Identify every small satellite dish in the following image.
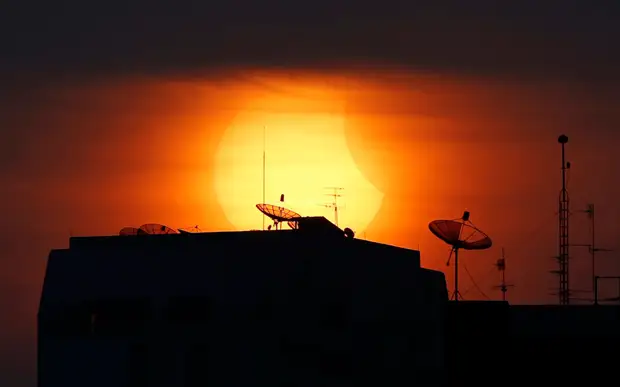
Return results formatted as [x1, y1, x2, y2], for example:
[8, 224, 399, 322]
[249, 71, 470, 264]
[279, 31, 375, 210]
[178, 225, 202, 234]
[138, 223, 180, 235]
[119, 227, 144, 236]
[344, 227, 355, 238]
[256, 203, 301, 230]
[428, 210, 492, 301]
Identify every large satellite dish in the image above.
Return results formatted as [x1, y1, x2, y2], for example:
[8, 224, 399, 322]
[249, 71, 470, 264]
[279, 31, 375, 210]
[119, 227, 145, 236]
[429, 210, 492, 301]
[256, 203, 301, 230]
[138, 223, 180, 235]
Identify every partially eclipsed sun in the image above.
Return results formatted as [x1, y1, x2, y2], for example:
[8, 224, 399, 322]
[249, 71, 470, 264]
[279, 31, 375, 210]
[214, 90, 383, 234]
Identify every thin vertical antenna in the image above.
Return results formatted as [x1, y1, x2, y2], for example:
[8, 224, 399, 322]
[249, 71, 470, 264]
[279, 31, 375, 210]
[494, 248, 513, 302]
[334, 190, 338, 227]
[501, 249, 506, 301]
[590, 204, 594, 295]
[588, 205, 597, 300]
[262, 126, 266, 231]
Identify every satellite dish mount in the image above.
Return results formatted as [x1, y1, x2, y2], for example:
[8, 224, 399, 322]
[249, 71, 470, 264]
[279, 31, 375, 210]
[429, 210, 492, 301]
[256, 200, 302, 230]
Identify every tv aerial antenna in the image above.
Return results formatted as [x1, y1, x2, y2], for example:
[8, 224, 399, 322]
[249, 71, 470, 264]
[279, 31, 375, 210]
[322, 187, 344, 227]
[256, 194, 302, 230]
[493, 248, 514, 302]
[571, 203, 613, 302]
[429, 210, 493, 302]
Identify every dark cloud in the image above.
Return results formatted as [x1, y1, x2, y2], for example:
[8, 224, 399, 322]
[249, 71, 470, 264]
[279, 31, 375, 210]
[1, 1, 619, 81]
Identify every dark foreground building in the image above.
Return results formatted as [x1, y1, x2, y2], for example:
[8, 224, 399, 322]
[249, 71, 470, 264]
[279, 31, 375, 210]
[38, 216, 620, 386]
[38, 217, 448, 387]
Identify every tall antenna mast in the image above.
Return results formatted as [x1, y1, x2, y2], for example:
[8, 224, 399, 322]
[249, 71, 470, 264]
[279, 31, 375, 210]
[323, 187, 344, 227]
[556, 134, 571, 305]
[262, 126, 266, 231]
[494, 248, 514, 302]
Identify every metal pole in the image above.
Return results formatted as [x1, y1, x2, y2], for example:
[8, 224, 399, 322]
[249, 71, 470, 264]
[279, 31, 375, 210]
[501, 262, 506, 302]
[591, 204, 596, 299]
[562, 142, 567, 304]
[262, 126, 266, 231]
[594, 275, 599, 305]
[454, 248, 459, 302]
[558, 135, 570, 305]
[334, 188, 339, 227]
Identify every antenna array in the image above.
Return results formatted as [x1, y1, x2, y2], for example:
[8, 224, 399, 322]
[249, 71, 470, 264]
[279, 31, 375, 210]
[554, 135, 571, 305]
[322, 187, 344, 227]
[571, 204, 613, 303]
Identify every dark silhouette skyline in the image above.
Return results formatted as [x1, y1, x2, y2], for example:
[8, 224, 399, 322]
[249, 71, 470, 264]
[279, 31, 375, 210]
[2, 1, 620, 386]
[39, 221, 620, 386]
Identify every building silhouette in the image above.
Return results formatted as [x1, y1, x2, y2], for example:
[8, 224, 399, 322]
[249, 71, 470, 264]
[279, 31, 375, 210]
[38, 216, 620, 386]
[38, 217, 447, 386]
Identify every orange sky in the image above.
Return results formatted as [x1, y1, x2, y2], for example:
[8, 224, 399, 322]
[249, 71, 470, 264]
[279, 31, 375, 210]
[2, 68, 620, 382]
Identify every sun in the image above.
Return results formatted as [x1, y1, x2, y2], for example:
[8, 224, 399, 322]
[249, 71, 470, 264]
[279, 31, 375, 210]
[213, 89, 383, 234]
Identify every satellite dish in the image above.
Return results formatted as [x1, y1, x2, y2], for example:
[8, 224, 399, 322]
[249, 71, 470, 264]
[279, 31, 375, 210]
[428, 210, 492, 301]
[344, 227, 355, 238]
[178, 225, 202, 234]
[138, 223, 180, 235]
[119, 227, 144, 236]
[256, 203, 301, 230]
